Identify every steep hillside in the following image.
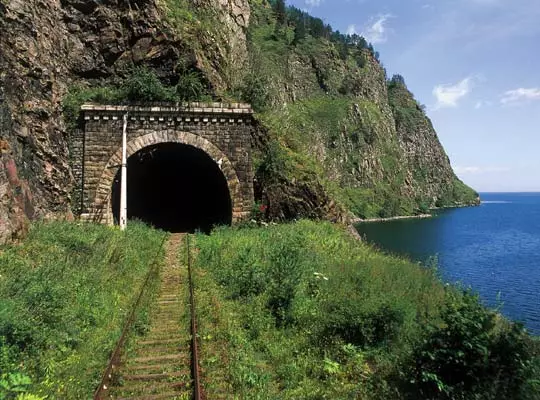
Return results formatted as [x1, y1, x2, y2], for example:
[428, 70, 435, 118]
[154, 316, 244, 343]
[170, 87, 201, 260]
[0, 0, 478, 242]
[243, 3, 478, 220]
[0, 0, 249, 243]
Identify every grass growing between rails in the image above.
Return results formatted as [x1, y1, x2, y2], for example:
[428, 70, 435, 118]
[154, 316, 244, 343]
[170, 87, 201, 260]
[0, 221, 166, 399]
[193, 220, 540, 399]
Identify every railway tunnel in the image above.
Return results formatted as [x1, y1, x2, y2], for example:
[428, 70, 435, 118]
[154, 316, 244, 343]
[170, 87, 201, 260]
[111, 142, 232, 233]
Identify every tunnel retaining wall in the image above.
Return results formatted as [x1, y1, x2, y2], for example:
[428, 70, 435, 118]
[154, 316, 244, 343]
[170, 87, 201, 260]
[75, 103, 254, 225]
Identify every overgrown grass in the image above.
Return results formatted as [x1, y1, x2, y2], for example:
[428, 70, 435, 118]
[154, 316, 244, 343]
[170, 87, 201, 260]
[0, 221, 166, 398]
[193, 221, 538, 399]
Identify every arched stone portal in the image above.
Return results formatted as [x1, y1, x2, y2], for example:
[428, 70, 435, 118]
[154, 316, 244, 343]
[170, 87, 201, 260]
[75, 103, 254, 229]
[111, 143, 232, 232]
[97, 132, 241, 231]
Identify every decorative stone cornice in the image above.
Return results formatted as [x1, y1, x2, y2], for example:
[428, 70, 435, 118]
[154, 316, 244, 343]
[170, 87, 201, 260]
[81, 102, 254, 123]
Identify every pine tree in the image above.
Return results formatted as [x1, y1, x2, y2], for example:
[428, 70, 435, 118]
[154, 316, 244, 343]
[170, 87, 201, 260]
[293, 19, 307, 44]
[390, 74, 406, 86]
[274, 0, 286, 27]
[309, 17, 325, 38]
[338, 41, 348, 60]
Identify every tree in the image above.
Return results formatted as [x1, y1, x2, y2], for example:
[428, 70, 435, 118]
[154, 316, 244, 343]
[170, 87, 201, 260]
[338, 41, 348, 61]
[356, 36, 368, 50]
[293, 18, 307, 44]
[309, 17, 325, 38]
[274, 0, 287, 27]
[287, 5, 304, 25]
[389, 74, 406, 88]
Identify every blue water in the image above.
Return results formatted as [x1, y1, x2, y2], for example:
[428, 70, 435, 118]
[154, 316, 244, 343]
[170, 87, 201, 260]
[355, 193, 540, 335]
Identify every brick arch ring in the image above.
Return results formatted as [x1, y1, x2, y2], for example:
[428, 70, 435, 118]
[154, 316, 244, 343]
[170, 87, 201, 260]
[93, 131, 242, 225]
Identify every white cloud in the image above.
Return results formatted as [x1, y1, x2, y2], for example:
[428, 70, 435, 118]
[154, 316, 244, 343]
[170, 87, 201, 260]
[362, 14, 392, 44]
[469, 0, 497, 4]
[500, 88, 540, 105]
[305, 0, 322, 7]
[432, 77, 473, 109]
[474, 100, 493, 109]
[346, 24, 358, 35]
[454, 166, 510, 175]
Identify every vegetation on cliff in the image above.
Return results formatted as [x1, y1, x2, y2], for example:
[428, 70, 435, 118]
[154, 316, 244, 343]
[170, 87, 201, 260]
[193, 220, 539, 399]
[0, 0, 480, 242]
[153, 0, 479, 220]
[57, 0, 478, 223]
[239, 1, 478, 220]
[0, 222, 164, 398]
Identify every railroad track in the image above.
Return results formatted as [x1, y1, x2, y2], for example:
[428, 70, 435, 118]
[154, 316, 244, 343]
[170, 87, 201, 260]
[94, 233, 203, 400]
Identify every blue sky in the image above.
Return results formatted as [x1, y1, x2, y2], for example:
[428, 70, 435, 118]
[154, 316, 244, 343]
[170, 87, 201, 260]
[288, 0, 540, 192]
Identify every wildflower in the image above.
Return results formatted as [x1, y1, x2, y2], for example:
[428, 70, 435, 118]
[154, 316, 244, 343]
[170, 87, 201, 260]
[313, 272, 329, 281]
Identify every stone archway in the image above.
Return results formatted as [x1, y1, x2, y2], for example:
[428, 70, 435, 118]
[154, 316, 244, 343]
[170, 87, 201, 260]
[93, 131, 242, 226]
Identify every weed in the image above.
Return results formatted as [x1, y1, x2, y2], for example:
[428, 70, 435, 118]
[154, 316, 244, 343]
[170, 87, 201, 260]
[193, 221, 536, 399]
[0, 221, 165, 398]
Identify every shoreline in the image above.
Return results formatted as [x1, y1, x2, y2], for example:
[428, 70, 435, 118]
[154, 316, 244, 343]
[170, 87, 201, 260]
[351, 201, 480, 225]
[352, 213, 432, 224]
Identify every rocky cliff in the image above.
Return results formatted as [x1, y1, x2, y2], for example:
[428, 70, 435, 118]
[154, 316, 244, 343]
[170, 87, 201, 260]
[0, 0, 477, 243]
[0, 0, 250, 242]
[244, 4, 478, 220]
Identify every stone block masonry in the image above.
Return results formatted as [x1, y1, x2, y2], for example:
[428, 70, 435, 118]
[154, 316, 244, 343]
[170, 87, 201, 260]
[75, 102, 255, 225]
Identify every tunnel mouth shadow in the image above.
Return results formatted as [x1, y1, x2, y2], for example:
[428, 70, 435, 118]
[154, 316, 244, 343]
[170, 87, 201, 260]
[111, 142, 232, 233]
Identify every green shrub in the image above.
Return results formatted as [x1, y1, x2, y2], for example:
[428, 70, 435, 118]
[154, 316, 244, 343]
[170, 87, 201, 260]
[62, 67, 210, 129]
[0, 372, 32, 399]
[62, 85, 122, 128]
[265, 236, 305, 326]
[192, 221, 536, 399]
[120, 66, 176, 102]
[239, 72, 270, 111]
[521, 342, 540, 399]
[318, 295, 406, 348]
[406, 290, 532, 400]
[176, 70, 208, 101]
[0, 221, 165, 398]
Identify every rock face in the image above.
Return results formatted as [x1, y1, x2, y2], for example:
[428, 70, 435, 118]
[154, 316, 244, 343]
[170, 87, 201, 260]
[0, 0, 250, 243]
[191, 0, 250, 91]
[247, 33, 477, 220]
[0, 90, 33, 242]
[388, 81, 462, 204]
[0, 0, 475, 241]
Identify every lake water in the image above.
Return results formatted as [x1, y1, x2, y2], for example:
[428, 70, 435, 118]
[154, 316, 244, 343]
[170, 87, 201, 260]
[355, 193, 540, 335]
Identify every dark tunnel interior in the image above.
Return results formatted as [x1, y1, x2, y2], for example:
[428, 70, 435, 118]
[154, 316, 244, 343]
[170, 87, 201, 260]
[111, 143, 232, 233]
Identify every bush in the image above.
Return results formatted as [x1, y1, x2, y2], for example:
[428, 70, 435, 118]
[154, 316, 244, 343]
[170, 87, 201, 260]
[265, 237, 304, 326]
[406, 290, 532, 400]
[176, 70, 208, 101]
[192, 221, 537, 399]
[318, 294, 405, 348]
[62, 86, 122, 129]
[239, 72, 270, 111]
[120, 66, 176, 102]
[0, 221, 165, 398]
[62, 66, 210, 129]
[521, 343, 540, 399]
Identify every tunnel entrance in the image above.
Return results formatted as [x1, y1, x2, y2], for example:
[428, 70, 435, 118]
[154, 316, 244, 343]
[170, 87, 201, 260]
[111, 142, 232, 233]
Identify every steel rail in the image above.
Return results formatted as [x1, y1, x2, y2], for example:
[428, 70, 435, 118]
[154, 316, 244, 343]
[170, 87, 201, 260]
[186, 234, 203, 400]
[94, 232, 168, 400]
